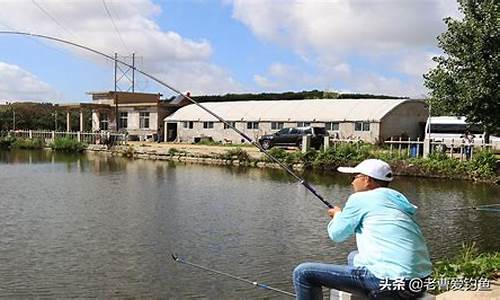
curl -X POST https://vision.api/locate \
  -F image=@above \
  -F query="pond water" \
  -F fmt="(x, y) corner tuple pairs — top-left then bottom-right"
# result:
(0, 150), (498, 299)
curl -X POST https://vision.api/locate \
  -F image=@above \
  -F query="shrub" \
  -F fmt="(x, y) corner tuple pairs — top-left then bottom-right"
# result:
(432, 242), (499, 294)
(312, 143), (370, 169)
(123, 146), (134, 158)
(12, 138), (44, 149)
(264, 147), (289, 162)
(0, 136), (15, 149)
(195, 138), (220, 146)
(50, 138), (87, 152)
(168, 147), (179, 155)
(220, 147), (250, 161)
(466, 149), (496, 179)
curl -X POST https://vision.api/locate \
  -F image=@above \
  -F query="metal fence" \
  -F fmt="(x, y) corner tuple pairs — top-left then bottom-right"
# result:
(384, 137), (495, 160)
(3, 130), (127, 146)
(321, 136), (494, 160)
(384, 137), (424, 158)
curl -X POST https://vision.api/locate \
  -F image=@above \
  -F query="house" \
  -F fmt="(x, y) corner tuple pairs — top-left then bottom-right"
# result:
(163, 99), (428, 144)
(88, 91), (183, 141)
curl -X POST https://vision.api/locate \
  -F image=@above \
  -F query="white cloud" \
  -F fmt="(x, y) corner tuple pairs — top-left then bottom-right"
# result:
(0, 62), (61, 101)
(231, 0), (459, 96)
(0, 0), (243, 97)
(231, 0), (458, 54)
(395, 51), (438, 77)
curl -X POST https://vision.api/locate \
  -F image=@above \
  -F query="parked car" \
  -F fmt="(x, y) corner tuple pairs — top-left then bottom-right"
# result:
(258, 126), (327, 150)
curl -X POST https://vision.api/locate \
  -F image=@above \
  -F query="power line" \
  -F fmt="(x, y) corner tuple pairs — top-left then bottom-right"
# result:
(0, 20), (70, 57)
(102, 0), (129, 51)
(31, 0), (77, 39)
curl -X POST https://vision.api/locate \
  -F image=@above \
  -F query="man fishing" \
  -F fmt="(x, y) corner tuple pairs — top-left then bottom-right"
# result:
(293, 159), (432, 299)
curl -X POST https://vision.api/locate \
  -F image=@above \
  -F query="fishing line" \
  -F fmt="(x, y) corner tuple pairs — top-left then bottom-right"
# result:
(438, 204), (500, 212)
(0, 30), (334, 209)
(0, 31), (331, 297)
(171, 254), (296, 297)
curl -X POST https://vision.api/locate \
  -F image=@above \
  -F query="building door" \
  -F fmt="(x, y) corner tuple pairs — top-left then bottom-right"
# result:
(166, 122), (177, 142)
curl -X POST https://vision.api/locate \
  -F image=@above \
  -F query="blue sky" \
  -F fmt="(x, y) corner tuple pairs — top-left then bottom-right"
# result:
(0, 0), (460, 103)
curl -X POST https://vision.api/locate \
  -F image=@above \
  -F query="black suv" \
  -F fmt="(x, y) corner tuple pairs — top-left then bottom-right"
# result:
(258, 126), (327, 150)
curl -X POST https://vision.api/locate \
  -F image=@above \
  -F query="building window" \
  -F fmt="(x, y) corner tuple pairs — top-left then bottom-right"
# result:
(119, 112), (128, 129)
(325, 122), (339, 131)
(100, 112), (109, 130)
(355, 122), (370, 131)
(271, 122), (284, 130)
(224, 121), (236, 129)
(297, 122), (311, 127)
(247, 122), (259, 129)
(139, 112), (150, 129)
(203, 121), (214, 129)
(183, 121), (194, 129)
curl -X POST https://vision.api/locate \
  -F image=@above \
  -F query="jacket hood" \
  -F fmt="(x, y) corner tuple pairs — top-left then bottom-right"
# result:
(379, 187), (417, 215)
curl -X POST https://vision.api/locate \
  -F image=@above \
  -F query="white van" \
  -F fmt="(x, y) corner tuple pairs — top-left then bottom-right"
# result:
(425, 116), (499, 149)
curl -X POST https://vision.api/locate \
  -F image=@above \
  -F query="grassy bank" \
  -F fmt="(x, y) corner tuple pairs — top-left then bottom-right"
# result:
(0, 136), (87, 152)
(431, 243), (499, 294)
(209, 143), (498, 182)
(0, 136), (15, 149)
(258, 144), (498, 182)
(49, 137), (87, 152)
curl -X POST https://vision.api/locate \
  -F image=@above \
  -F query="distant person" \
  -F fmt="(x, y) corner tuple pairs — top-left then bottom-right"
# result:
(293, 159), (432, 299)
(463, 130), (475, 159)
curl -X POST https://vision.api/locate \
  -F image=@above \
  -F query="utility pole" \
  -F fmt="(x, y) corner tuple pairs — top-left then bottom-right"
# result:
(114, 52), (118, 131)
(132, 52), (135, 92)
(114, 52), (118, 92)
(12, 109), (15, 131)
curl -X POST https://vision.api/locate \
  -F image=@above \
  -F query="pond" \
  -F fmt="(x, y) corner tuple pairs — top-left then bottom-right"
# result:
(0, 150), (498, 298)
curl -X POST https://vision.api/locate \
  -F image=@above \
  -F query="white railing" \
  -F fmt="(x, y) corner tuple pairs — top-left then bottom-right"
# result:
(385, 137), (495, 160)
(385, 137), (424, 158)
(4, 130), (127, 146)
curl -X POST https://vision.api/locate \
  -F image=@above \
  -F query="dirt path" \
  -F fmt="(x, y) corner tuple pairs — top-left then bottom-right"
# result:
(128, 141), (266, 159)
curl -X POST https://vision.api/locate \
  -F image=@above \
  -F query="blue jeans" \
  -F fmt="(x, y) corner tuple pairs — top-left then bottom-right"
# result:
(293, 251), (380, 299)
(293, 251), (426, 299)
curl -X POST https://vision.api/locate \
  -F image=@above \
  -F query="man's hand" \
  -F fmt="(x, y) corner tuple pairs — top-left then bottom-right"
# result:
(328, 206), (342, 219)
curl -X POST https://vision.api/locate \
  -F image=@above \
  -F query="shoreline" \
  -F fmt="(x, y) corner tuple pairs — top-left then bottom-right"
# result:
(85, 142), (500, 184)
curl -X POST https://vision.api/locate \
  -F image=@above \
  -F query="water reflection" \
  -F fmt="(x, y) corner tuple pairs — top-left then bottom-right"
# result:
(0, 149), (498, 299)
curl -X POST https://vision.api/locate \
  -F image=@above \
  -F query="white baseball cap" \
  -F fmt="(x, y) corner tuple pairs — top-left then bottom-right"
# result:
(337, 159), (393, 182)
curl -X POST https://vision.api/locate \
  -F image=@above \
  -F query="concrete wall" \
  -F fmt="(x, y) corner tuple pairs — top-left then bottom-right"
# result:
(92, 107), (159, 135)
(168, 121), (381, 144)
(380, 101), (428, 141)
(336, 122), (381, 143)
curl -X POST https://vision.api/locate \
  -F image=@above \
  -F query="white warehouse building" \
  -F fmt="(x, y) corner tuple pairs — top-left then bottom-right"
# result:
(163, 99), (428, 144)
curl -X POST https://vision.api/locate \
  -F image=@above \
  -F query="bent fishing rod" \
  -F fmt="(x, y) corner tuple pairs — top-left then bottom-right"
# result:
(171, 254), (296, 297)
(0, 30), (334, 209)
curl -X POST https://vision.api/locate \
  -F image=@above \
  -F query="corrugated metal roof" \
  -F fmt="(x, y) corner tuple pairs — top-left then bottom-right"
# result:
(164, 99), (420, 122)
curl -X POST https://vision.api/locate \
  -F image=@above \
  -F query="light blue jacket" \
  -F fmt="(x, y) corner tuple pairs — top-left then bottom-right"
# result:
(327, 187), (432, 279)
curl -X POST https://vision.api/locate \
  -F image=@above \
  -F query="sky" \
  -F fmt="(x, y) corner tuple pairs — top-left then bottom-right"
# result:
(0, 0), (461, 103)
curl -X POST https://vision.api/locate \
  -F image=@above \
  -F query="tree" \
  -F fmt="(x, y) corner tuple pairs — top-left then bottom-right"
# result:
(424, 0), (500, 137)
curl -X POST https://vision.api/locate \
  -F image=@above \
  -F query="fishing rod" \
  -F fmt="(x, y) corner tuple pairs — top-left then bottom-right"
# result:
(0, 30), (334, 209)
(171, 254), (296, 298)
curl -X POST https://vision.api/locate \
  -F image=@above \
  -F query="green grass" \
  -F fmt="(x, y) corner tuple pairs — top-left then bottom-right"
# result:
(0, 136), (16, 149)
(194, 139), (254, 147)
(432, 242), (499, 294)
(219, 147), (250, 161)
(50, 137), (87, 152)
(12, 138), (44, 149)
(258, 144), (497, 181)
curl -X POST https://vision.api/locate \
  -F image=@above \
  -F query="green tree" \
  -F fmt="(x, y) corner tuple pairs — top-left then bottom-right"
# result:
(424, 0), (499, 137)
